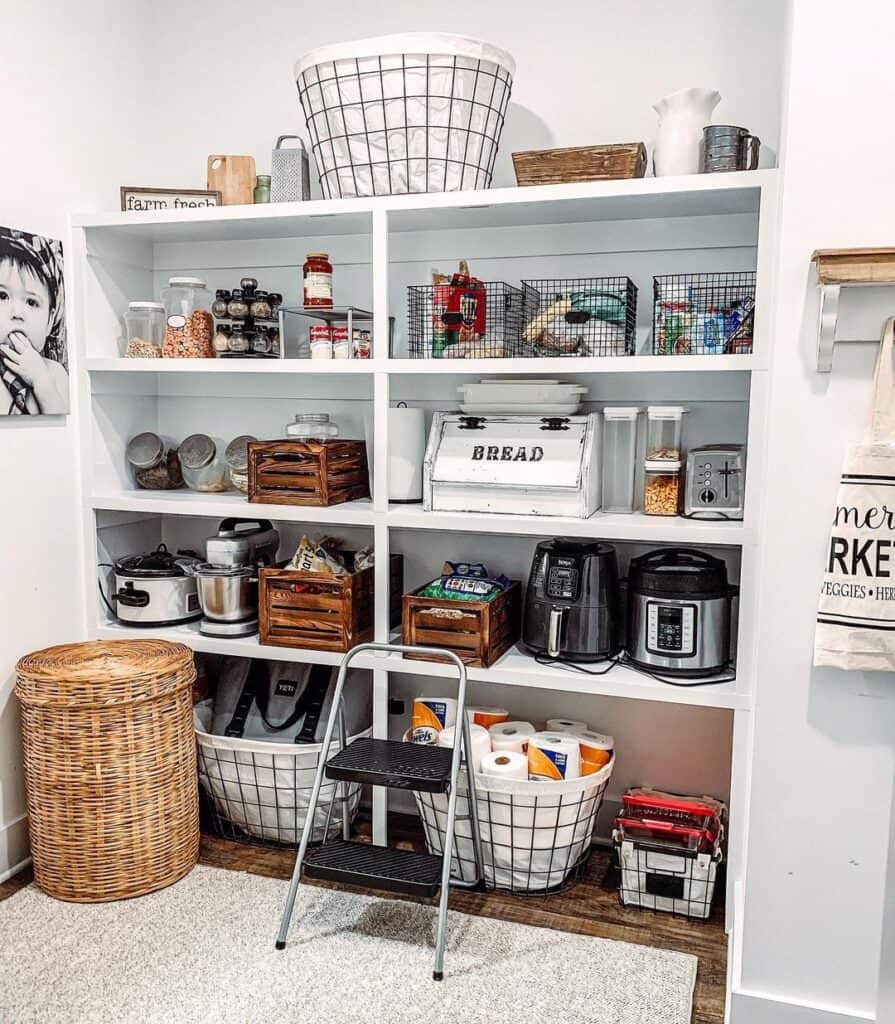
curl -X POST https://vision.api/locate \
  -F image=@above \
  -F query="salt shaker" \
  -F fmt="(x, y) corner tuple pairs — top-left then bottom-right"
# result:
(271, 135), (311, 202)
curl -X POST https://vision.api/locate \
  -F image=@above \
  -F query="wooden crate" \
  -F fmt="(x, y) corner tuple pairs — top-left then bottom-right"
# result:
(247, 439), (370, 507)
(259, 554), (403, 653)
(512, 143), (646, 186)
(402, 581), (521, 668)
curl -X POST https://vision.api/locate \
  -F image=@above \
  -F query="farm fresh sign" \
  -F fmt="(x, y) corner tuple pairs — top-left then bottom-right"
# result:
(120, 188), (221, 212)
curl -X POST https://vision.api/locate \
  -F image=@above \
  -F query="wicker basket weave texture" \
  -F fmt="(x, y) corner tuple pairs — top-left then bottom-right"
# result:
(15, 639), (199, 903)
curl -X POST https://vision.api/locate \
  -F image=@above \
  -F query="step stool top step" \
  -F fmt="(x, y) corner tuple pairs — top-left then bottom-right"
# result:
(326, 737), (455, 793)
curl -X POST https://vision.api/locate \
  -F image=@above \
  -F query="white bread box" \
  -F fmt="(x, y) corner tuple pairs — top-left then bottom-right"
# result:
(423, 412), (601, 518)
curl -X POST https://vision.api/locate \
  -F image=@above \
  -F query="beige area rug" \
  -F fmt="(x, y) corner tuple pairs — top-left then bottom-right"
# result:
(0, 864), (696, 1023)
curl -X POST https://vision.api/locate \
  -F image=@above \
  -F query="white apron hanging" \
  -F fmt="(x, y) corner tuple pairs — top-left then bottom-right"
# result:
(815, 316), (895, 670)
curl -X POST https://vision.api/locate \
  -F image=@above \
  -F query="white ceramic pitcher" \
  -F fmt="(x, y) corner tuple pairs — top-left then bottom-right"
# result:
(653, 87), (721, 176)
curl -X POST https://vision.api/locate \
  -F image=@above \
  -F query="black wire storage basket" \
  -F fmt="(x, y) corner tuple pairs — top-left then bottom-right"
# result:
(195, 701), (366, 847)
(294, 36), (515, 198)
(407, 281), (526, 358)
(613, 833), (723, 920)
(414, 759), (613, 894)
(521, 277), (638, 357)
(653, 271), (756, 355)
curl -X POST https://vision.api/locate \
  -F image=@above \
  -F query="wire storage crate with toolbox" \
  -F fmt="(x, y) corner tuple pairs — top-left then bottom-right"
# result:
(653, 271), (756, 355)
(521, 277), (638, 357)
(612, 787), (727, 919)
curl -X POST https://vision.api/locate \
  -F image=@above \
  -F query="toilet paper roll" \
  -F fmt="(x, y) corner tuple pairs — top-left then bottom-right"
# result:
(481, 751), (529, 781)
(437, 723), (491, 771)
(577, 731), (614, 775)
(528, 733), (582, 781)
(388, 405), (426, 502)
(466, 706), (509, 729)
(547, 718), (589, 734)
(489, 720), (536, 754)
(412, 696), (457, 735)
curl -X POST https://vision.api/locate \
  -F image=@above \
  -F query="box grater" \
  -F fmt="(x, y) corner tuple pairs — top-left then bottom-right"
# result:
(271, 135), (311, 202)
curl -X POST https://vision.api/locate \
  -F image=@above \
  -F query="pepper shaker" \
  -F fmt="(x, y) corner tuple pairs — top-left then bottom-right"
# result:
(271, 135), (311, 202)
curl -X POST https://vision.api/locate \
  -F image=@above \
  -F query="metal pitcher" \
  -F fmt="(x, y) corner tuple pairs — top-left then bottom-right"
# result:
(271, 135), (311, 202)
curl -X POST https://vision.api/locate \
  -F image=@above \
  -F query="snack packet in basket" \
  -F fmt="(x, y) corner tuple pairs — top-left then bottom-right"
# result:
(289, 535), (347, 574)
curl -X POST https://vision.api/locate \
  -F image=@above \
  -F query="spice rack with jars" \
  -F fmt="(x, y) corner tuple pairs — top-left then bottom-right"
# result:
(211, 277), (284, 359)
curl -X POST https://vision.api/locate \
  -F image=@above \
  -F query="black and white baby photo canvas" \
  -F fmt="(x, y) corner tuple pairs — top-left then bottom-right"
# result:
(0, 225), (68, 416)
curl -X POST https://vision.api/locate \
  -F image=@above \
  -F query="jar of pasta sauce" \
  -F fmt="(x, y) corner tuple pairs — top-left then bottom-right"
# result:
(303, 252), (333, 308)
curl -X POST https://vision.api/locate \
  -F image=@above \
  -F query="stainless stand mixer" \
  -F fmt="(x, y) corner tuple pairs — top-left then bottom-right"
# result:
(187, 518), (280, 638)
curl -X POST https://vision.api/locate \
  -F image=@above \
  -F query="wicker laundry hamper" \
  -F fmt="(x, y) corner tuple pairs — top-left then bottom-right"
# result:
(15, 639), (199, 902)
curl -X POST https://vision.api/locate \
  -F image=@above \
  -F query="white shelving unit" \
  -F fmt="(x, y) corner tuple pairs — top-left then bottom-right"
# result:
(71, 169), (777, 953)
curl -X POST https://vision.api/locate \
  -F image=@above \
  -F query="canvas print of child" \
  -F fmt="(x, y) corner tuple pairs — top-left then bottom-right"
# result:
(0, 226), (68, 415)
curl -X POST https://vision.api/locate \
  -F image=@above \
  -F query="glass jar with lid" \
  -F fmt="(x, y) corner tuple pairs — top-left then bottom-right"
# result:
(179, 433), (231, 492)
(125, 431), (184, 489)
(249, 290), (272, 320)
(211, 289), (231, 318)
(285, 413), (340, 441)
(240, 277), (258, 298)
(161, 276), (214, 358)
(123, 301), (165, 358)
(227, 288), (248, 319)
(213, 323), (232, 354)
(227, 324), (249, 354)
(253, 175), (271, 203)
(646, 406), (687, 461)
(303, 253), (333, 308)
(225, 434), (257, 493)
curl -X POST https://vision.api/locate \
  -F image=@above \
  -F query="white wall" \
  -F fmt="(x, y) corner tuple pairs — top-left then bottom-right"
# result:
(145, 0), (784, 192)
(734, 3), (895, 1021)
(0, 1), (155, 878)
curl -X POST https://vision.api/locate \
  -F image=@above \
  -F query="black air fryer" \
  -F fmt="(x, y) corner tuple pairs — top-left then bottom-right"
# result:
(521, 539), (621, 662)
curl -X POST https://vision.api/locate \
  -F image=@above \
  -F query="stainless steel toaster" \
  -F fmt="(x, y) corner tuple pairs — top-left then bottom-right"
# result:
(684, 445), (745, 519)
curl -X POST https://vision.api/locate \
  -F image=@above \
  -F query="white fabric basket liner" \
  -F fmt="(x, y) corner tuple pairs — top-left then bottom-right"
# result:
(294, 33), (515, 197)
(414, 756), (614, 891)
(195, 700), (370, 845)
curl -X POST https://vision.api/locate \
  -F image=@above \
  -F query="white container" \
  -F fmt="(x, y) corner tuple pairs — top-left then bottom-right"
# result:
(294, 34), (515, 198)
(643, 459), (683, 516)
(646, 405), (687, 460)
(601, 407), (640, 513)
(615, 835), (721, 919)
(652, 87), (721, 177)
(123, 301), (165, 357)
(423, 412), (601, 518)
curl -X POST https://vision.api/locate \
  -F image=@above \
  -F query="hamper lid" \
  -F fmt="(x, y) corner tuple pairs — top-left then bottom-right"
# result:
(15, 639), (194, 708)
(296, 33), (516, 81)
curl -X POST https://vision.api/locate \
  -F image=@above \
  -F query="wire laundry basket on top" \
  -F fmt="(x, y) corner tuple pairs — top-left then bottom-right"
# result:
(294, 34), (516, 198)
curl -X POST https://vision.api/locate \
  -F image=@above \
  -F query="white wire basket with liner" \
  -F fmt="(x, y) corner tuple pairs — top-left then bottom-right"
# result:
(414, 754), (614, 893)
(195, 700), (370, 845)
(294, 33), (516, 198)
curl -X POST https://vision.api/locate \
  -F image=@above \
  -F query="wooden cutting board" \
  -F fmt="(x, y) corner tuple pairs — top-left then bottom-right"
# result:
(207, 155), (256, 205)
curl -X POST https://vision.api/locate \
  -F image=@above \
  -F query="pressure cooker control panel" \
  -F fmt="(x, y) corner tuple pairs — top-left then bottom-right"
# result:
(546, 555), (580, 601)
(646, 602), (697, 656)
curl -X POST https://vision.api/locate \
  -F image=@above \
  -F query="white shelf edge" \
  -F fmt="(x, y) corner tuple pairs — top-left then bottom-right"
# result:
(72, 169), (777, 231)
(84, 355), (765, 375)
(89, 491), (377, 525)
(388, 507), (753, 546)
(380, 641), (751, 710)
(92, 621), (751, 710)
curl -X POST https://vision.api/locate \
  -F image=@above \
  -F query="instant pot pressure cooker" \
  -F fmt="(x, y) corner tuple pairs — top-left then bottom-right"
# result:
(626, 548), (736, 678)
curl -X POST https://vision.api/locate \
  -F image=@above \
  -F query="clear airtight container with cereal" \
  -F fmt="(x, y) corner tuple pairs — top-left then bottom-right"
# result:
(643, 459), (682, 516)
(646, 406), (687, 461)
(123, 301), (165, 357)
(161, 277), (215, 358)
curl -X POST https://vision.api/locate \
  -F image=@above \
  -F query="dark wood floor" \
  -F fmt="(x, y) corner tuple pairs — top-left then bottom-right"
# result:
(1, 817), (726, 1024)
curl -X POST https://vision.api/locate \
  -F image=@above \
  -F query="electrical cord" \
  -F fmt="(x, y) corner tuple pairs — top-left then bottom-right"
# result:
(534, 650), (736, 687)
(96, 563), (118, 621)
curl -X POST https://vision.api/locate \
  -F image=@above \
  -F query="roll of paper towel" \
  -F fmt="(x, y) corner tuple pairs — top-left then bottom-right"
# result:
(411, 696), (457, 744)
(438, 723), (491, 771)
(578, 731), (614, 774)
(388, 404), (426, 502)
(466, 706), (509, 729)
(547, 718), (589, 734)
(528, 733), (582, 781)
(481, 750), (528, 780)
(489, 720), (536, 754)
